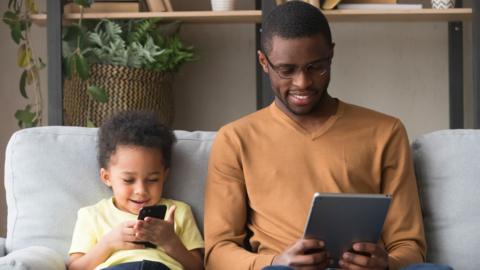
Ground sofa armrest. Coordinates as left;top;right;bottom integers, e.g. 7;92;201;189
0;246;66;270
0;238;5;256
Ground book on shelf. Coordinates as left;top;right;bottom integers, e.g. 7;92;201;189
163;0;173;11
64;2;139;13
337;3;423;10
322;0;342;10
274;0;320;8
145;0;173;12
341;0;397;3
309;0;320;8
145;0;166;11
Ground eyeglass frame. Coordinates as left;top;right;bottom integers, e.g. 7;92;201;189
261;51;332;80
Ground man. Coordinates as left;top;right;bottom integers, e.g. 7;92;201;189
205;2;427;270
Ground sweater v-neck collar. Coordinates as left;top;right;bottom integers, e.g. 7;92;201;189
269;99;344;140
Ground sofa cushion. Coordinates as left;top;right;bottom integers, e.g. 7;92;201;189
4;126;215;260
0;246;65;270
412;129;480;269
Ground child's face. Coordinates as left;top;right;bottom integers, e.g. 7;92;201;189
100;145;168;215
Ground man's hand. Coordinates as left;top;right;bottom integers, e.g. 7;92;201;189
338;242;388;270
101;220;146;252
134;205;179;250
272;238;331;270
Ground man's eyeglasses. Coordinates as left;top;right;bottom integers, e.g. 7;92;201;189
262;52;331;80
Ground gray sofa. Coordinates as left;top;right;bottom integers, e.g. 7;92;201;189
1;127;479;270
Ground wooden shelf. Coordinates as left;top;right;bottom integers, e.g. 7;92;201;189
30;11;262;24
325;8;472;22
30;8;472;25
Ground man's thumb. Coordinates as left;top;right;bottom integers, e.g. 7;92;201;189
165;205;176;222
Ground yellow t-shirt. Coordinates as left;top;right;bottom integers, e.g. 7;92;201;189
69;197;204;270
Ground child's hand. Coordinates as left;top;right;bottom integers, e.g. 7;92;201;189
134;205;179;250
102;220;146;252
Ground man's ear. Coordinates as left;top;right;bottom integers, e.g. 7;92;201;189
257;50;269;73
100;168;112;187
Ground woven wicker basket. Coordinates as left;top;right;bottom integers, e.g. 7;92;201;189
63;64;174;127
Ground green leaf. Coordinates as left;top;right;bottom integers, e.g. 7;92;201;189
74;0;93;8
19;70;28;98
64;55;75;79
74;53;89;80
15;107;36;125
86;119;96;127
11;22;23;44
17;44;31;68
2;10;17;26
87;85;109;103
62;24;82;42
37;57;46;69
27;68;37;85
8;0;15;9
26;0;39;14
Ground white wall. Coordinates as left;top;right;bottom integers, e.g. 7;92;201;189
0;1;48;237
0;0;473;236
332;22;451;135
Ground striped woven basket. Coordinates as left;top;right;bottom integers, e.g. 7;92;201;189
63;64;174;127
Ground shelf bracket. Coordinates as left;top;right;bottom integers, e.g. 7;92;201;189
473;1;480;128
448;20;464;129
47;0;65;125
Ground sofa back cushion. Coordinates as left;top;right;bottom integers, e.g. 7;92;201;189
4;126;215;260
412;129;480;269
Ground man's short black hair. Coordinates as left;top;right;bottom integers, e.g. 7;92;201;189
261;1;333;54
98;111;176;169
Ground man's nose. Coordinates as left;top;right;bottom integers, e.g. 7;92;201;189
292;69;313;89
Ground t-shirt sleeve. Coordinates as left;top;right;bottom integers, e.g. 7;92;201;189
175;203;204;251
69;207;98;255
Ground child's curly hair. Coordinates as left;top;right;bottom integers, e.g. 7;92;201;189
98;111;176;169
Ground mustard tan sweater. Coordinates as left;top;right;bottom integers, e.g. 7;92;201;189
204;101;426;270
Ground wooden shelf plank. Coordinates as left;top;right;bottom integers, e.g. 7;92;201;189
65;10;262;23
324;8;472;22
30;8;472;25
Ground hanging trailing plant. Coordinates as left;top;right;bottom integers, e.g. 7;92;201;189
3;0;45;128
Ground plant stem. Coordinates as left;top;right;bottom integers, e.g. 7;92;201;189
23;1;43;125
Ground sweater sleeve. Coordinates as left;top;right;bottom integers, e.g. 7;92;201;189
381;120;427;270
204;127;275;270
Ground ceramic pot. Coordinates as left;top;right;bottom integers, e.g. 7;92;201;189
431;0;455;9
211;0;234;11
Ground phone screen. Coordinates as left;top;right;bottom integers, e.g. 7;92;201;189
137;205;167;220
134;205;167;248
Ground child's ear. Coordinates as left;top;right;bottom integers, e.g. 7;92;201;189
100;168;112;187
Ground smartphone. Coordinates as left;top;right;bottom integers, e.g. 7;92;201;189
134;205;167;248
138;205;167;221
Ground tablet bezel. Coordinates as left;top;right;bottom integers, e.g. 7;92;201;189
303;192;391;267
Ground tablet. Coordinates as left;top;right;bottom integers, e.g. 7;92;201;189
303;193;391;268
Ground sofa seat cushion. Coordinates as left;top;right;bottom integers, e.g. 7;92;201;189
412;129;480;269
0;246;65;270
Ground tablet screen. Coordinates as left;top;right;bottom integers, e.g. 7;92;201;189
303;193;391;268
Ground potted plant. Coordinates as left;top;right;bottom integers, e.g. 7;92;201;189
62;1;195;127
